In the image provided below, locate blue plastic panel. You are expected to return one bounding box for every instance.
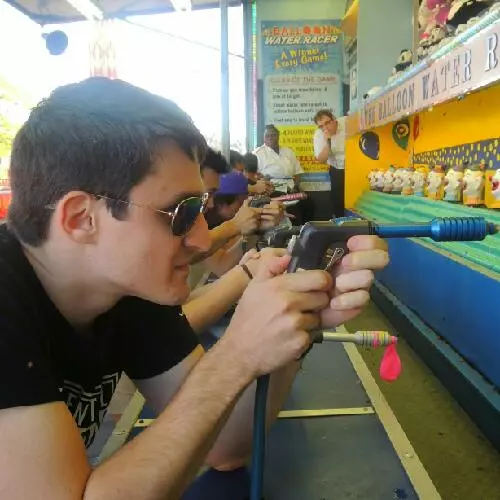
[350,193,500,388]
[375,237,500,389]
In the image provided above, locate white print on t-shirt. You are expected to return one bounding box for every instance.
[62,372,121,447]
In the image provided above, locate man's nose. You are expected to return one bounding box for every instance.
[184,214,211,252]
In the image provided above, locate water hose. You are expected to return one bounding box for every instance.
[249,331,397,500]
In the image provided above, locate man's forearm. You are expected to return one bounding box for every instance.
[205,360,301,470]
[190,220,240,264]
[183,266,249,333]
[202,236,243,277]
[189,281,214,300]
[316,141,330,163]
[84,344,252,500]
[187,237,243,298]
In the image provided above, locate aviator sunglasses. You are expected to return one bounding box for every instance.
[98,193,210,237]
[46,192,210,237]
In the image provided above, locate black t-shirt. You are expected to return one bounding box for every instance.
[0,224,199,448]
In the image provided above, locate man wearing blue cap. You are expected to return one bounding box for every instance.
[206,172,282,232]
[211,172,251,225]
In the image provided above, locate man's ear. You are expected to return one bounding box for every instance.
[55,191,99,243]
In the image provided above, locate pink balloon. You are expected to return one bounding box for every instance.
[424,0,451,25]
[380,344,402,382]
[426,0,442,9]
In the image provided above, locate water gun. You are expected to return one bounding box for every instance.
[248,192,307,208]
[250,216,498,500]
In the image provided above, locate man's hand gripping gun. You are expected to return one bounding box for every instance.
[270,216,498,346]
[251,216,498,500]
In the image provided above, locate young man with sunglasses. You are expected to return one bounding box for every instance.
[0,78,389,499]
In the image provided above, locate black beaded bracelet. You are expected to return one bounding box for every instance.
[240,263,253,280]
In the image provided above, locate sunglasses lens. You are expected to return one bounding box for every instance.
[171,197,204,236]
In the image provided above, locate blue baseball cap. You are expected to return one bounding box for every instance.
[216,172,249,195]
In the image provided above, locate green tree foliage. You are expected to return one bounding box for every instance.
[0,76,32,159]
[0,113,17,158]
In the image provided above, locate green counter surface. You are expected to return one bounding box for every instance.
[354,191,500,276]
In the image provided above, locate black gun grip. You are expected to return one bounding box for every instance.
[287,221,372,273]
[249,196,271,208]
[287,223,336,272]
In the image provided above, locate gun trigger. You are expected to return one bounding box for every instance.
[324,247,345,273]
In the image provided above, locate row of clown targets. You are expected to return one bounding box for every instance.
[367,161,500,209]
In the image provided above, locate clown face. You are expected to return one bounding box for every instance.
[412,170,427,194]
[393,170,404,192]
[427,170,443,194]
[401,169,413,195]
[368,170,378,190]
[490,169,500,200]
[463,168,485,197]
[383,169,394,192]
[443,168,463,201]
[375,170,385,190]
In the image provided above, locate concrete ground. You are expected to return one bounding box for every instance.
[346,302,500,500]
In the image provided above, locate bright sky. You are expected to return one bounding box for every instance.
[0,1,247,148]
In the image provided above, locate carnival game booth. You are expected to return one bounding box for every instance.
[4,0,500,497]
[345,4,500,451]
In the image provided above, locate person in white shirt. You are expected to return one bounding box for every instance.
[254,124,304,195]
[313,110,345,217]
[254,125,313,223]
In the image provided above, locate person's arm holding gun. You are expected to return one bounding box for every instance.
[183,247,284,333]
[259,200,285,231]
[189,200,284,300]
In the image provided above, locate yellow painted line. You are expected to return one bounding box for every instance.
[278,407,374,419]
[133,406,375,429]
[339,325,441,500]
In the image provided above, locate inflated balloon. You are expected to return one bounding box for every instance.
[44,30,69,56]
[359,131,380,160]
[392,118,410,150]
[380,343,402,382]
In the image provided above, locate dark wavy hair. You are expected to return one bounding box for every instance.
[8,77,207,246]
[201,148,230,175]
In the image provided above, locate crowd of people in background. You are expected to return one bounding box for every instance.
[208,108,345,234]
